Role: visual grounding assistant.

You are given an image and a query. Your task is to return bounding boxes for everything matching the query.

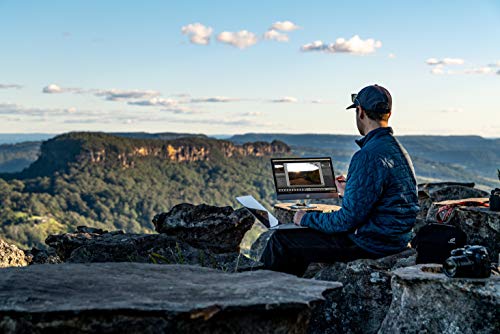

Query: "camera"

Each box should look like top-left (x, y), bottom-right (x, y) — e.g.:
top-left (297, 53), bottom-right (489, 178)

top-left (443, 245), bottom-right (491, 278)
top-left (490, 188), bottom-right (500, 212)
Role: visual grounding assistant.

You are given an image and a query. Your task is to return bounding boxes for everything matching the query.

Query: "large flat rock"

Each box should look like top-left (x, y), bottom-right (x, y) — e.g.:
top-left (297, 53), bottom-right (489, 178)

top-left (0, 263), bottom-right (341, 333)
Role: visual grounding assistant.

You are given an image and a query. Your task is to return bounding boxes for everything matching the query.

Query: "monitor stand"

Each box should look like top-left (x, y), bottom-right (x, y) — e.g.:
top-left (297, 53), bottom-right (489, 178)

top-left (290, 200), bottom-right (317, 209)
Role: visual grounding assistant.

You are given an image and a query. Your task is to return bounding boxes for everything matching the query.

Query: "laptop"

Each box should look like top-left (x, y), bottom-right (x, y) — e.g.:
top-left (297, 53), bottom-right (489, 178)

top-left (236, 195), bottom-right (307, 230)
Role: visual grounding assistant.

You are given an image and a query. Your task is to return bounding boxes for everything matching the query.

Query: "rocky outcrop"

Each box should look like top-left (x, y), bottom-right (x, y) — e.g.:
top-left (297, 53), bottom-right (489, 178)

top-left (380, 264), bottom-right (499, 334)
top-left (16, 132), bottom-right (291, 177)
top-left (0, 239), bottom-right (27, 268)
top-left (45, 226), bottom-right (261, 272)
top-left (417, 182), bottom-right (488, 222)
top-left (0, 263), bottom-right (342, 334)
top-left (25, 247), bottom-right (62, 265)
top-left (153, 204), bottom-right (255, 253)
top-left (307, 249), bottom-right (416, 334)
top-left (450, 206), bottom-right (499, 259)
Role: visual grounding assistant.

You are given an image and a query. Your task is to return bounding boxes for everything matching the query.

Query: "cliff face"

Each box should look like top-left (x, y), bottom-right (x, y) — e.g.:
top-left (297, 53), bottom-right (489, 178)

top-left (82, 139), bottom-right (289, 167)
top-left (16, 132), bottom-right (291, 176)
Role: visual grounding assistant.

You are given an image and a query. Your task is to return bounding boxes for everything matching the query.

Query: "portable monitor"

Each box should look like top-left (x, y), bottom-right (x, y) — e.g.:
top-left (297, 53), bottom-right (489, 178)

top-left (271, 157), bottom-right (339, 208)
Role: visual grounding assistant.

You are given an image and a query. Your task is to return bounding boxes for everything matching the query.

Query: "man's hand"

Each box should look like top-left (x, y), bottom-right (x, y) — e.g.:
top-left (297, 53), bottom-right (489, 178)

top-left (335, 175), bottom-right (347, 197)
top-left (293, 210), bottom-right (307, 226)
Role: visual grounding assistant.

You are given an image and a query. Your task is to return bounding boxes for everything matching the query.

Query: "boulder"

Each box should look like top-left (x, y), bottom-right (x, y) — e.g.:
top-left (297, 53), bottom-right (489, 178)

top-left (379, 264), bottom-right (500, 333)
top-left (25, 247), bottom-right (62, 265)
top-left (450, 206), bottom-right (500, 259)
top-left (0, 263), bottom-right (342, 334)
top-left (307, 249), bottom-right (417, 334)
top-left (45, 227), bottom-right (262, 272)
top-left (153, 203), bottom-right (255, 253)
top-left (425, 197), bottom-right (489, 223)
top-left (0, 238), bottom-right (27, 268)
top-left (417, 182), bottom-right (488, 224)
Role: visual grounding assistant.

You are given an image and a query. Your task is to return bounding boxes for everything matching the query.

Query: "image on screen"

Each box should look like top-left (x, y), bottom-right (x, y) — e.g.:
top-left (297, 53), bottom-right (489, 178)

top-left (285, 162), bottom-right (324, 187)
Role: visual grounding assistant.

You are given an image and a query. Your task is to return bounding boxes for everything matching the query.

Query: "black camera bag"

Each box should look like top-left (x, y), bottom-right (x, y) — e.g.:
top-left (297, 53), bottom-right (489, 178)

top-left (412, 223), bottom-right (467, 264)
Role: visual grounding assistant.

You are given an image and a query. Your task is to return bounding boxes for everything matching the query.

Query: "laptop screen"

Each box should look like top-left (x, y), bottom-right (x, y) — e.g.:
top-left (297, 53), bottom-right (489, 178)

top-left (271, 157), bottom-right (338, 200)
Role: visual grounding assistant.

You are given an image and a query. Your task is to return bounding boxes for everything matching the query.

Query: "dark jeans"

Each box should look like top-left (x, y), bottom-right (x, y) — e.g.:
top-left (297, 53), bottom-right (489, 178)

top-left (260, 229), bottom-right (380, 276)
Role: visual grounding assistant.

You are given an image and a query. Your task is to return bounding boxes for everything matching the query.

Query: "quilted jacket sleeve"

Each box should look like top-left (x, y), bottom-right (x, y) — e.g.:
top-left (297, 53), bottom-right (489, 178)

top-left (300, 150), bottom-right (387, 233)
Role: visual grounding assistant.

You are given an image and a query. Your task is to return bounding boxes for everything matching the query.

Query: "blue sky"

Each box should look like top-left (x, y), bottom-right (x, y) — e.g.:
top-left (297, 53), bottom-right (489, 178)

top-left (0, 0), bottom-right (499, 136)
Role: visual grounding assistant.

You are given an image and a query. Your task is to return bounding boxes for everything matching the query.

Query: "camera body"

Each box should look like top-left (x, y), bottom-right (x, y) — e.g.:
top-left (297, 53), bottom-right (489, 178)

top-left (443, 245), bottom-right (491, 278)
top-left (490, 188), bottom-right (500, 212)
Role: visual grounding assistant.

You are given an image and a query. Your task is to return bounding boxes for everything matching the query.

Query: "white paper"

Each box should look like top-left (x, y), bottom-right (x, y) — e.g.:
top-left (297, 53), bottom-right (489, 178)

top-left (236, 195), bottom-right (279, 227)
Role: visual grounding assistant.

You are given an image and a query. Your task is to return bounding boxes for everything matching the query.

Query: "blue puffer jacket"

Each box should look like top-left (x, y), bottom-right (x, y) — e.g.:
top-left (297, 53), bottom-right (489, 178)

top-left (300, 127), bottom-right (420, 255)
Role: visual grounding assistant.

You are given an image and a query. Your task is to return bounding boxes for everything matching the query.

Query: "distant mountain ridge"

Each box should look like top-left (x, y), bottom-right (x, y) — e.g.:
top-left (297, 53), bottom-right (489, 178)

top-left (5, 132), bottom-right (290, 179)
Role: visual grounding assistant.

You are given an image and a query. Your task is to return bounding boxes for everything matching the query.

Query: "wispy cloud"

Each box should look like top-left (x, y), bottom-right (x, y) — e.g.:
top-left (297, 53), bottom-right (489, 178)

top-left (0, 84), bottom-right (23, 89)
top-left (301, 35), bottom-right (382, 55)
top-left (190, 96), bottom-right (240, 103)
top-left (426, 58), bottom-right (465, 66)
top-left (427, 58), bottom-right (500, 75)
top-left (181, 23), bottom-right (213, 45)
top-left (42, 84), bottom-right (85, 94)
top-left (464, 67), bottom-right (495, 75)
top-left (270, 21), bottom-right (300, 32)
top-left (128, 97), bottom-right (178, 107)
top-left (216, 30), bottom-right (258, 49)
top-left (271, 96), bottom-right (298, 103)
top-left (95, 89), bottom-right (160, 101)
top-left (0, 102), bottom-right (95, 117)
top-left (161, 106), bottom-right (203, 115)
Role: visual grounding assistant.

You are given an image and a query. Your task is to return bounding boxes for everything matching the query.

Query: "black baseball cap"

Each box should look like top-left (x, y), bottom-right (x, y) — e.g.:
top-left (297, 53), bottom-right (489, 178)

top-left (346, 84), bottom-right (392, 112)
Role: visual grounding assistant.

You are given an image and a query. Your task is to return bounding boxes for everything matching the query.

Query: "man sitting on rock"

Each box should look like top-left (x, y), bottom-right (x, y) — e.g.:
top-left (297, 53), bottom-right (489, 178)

top-left (261, 84), bottom-right (420, 276)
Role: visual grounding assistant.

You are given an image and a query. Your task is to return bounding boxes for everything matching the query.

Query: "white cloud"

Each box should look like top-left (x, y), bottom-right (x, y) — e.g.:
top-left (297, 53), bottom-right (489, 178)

top-left (426, 58), bottom-right (465, 66)
top-left (430, 65), bottom-right (445, 75)
top-left (161, 106), bottom-right (203, 114)
top-left (181, 23), bottom-right (213, 45)
top-left (216, 30), bottom-right (258, 49)
top-left (42, 84), bottom-right (64, 93)
top-left (301, 35), bottom-right (382, 55)
top-left (0, 102), bottom-right (98, 117)
top-left (388, 53), bottom-right (396, 59)
top-left (190, 96), bottom-right (239, 103)
top-left (128, 97), bottom-right (178, 107)
top-left (271, 96), bottom-right (298, 103)
top-left (263, 29), bottom-right (289, 42)
top-left (94, 89), bottom-right (160, 101)
top-left (0, 84), bottom-right (22, 89)
top-left (270, 21), bottom-right (300, 32)
top-left (464, 66), bottom-right (495, 74)
top-left (42, 83), bottom-right (85, 94)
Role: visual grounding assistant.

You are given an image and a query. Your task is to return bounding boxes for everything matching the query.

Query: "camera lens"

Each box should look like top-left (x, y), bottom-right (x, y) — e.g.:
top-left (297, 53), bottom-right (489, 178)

top-left (443, 258), bottom-right (457, 277)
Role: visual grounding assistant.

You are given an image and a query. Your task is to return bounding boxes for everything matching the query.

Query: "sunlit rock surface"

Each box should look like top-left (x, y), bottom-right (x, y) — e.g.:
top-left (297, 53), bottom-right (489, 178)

top-left (0, 263), bottom-right (341, 334)
top-left (0, 239), bottom-right (27, 268)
